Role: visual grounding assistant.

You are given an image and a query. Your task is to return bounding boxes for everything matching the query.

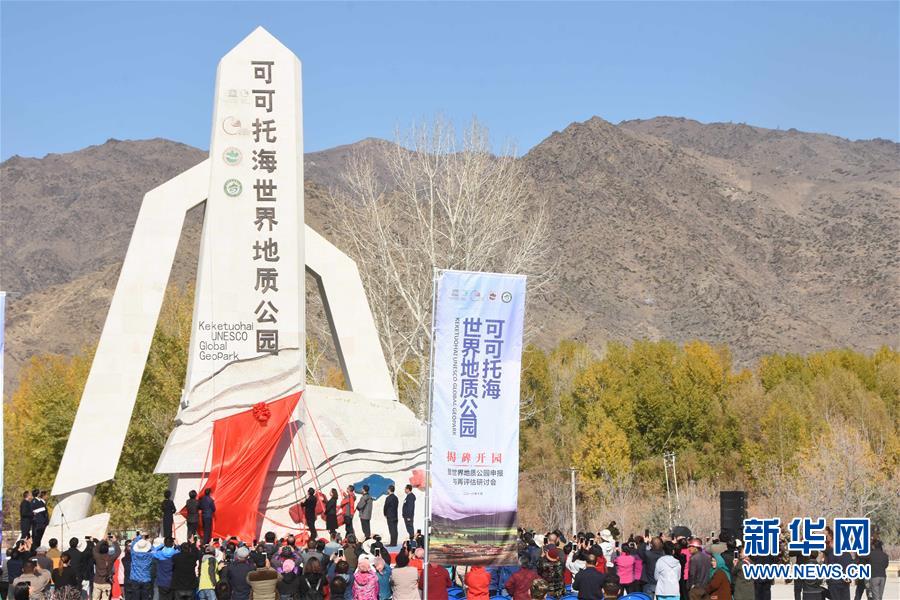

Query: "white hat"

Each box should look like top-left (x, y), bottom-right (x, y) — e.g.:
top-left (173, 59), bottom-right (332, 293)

top-left (600, 529), bottom-right (614, 542)
top-left (133, 539), bottom-right (152, 553)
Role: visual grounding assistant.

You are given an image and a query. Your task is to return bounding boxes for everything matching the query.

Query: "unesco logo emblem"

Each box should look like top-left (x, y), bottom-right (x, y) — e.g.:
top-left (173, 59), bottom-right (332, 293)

top-left (501, 291), bottom-right (512, 303)
top-left (222, 147), bottom-right (242, 166)
top-left (223, 179), bottom-right (243, 197)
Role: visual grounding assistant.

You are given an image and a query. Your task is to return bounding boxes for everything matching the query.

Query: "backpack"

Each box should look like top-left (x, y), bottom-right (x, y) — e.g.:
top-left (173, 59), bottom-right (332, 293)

top-left (301, 576), bottom-right (325, 600)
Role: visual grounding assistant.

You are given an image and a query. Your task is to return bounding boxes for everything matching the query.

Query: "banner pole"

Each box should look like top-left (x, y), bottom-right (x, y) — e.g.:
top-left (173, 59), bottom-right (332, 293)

top-left (423, 267), bottom-right (440, 600)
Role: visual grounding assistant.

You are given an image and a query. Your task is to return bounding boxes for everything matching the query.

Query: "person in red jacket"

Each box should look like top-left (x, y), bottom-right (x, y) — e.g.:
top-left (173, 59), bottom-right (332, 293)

top-left (340, 485), bottom-right (357, 536)
top-left (595, 553), bottom-right (607, 574)
top-left (465, 565), bottom-right (492, 600)
top-left (505, 557), bottom-right (540, 600)
top-left (419, 563), bottom-right (452, 600)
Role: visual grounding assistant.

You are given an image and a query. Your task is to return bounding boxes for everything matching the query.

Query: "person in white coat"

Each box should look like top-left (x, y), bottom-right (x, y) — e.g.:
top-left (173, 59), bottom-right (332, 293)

top-left (655, 541), bottom-right (684, 600)
top-left (598, 530), bottom-right (616, 568)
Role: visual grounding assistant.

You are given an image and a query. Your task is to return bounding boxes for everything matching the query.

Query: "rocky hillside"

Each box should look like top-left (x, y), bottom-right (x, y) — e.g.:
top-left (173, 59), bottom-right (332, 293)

top-left (523, 117), bottom-right (898, 359)
top-left (2, 117), bottom-right (897, 393)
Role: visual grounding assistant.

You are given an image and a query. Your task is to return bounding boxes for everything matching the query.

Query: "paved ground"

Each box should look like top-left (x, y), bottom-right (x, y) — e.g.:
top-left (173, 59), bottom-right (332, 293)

top-left (769, 579), bottom-right (898, 600)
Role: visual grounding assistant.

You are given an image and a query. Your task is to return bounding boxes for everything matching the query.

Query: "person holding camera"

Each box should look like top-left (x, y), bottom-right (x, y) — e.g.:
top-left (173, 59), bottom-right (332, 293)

top-left (92, 535), bottom-right (121, 600)
top-left (12, 558), bottom-right (51, 600)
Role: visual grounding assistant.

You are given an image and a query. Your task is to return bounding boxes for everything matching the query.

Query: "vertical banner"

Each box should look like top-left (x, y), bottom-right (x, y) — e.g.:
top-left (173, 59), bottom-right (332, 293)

top-left (429, 270), bottom-right (526, 565)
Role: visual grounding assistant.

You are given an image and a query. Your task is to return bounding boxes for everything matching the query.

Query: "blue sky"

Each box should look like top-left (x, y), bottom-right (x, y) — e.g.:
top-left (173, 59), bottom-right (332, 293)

top-left (1, 1), bottom-right (898, 160)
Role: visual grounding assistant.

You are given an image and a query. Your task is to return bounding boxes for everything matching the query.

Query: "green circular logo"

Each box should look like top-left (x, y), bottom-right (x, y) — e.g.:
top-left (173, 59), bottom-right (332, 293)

top-left (223, 147), bottom-right (242, 166)
top-left (501, 291), bottom-right (513, 303)
top-left (224, 179), bottom-right (243, 197)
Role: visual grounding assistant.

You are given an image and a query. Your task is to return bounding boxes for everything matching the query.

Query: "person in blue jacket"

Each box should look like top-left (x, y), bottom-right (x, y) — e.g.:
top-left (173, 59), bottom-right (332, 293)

top-left (128, 535), bottom-right (156, 600)
top-left (151, 538), bottom-right (181, 600)
top-left (198, 490), bottom-right (217, 544)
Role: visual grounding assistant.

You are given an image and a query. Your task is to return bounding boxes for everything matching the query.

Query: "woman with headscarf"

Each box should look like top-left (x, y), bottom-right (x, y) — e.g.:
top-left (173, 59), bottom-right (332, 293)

top-left (351, 557), bottom-right (379, 600)
top-left (277, 559), bottom-right (301, 600)
top-left (706, 554), bottom-right (732, 600)
top-left (372, 557), bottom-right (391, 600)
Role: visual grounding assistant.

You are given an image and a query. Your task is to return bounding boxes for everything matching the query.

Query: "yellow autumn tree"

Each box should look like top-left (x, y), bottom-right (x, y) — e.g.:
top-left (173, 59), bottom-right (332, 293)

top-left (573, 404), bottom-right (632, 492)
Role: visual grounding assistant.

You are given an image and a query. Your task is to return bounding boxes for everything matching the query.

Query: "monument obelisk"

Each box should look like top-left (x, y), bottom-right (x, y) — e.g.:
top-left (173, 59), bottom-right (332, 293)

top-left (48, 27), bottom-right (426, 541)
top-left (153, 27), bottom-right (308, 530)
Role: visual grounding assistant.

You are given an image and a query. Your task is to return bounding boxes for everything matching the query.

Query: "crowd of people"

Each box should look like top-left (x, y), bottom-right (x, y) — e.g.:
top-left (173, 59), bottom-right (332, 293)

top-left (2, 496), bottom-right (892, 600)
top-left (503, 525), bottom-right (890, 600)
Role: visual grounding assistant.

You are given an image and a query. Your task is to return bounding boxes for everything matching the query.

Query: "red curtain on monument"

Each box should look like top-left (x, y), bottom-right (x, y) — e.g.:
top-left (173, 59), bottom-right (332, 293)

top-left (197, 391), bottom-right (302, 542)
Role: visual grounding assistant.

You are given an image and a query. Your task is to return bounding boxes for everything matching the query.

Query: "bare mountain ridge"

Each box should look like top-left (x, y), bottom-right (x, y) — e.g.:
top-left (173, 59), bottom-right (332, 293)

top-left (2, 116), bottom-right (898, 393)
top-left (524, 117), bottom-right (897, 356)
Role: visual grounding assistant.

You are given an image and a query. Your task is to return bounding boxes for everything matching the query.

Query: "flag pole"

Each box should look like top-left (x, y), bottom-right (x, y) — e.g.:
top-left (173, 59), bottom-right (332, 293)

top-left (423, 267), bottom-right (440, 600)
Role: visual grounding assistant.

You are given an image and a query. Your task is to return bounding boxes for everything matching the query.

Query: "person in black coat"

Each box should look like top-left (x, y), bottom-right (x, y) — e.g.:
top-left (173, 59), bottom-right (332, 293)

top-left (18, 491), bottom-right (33, 540)
top-left (301, 488), bottom-right (318, 540)
top-left (185, 491), bottom-right (200, 541)
top-left (572, 553), bottom-right (606, 600)
top-left (62, 538), bottom-right (85, 590)
top-left (171, 543), bottom-right (199, 600)
top-left (383, 485), bottom-right (399, 546)
top-left (198, 489), bottom-right (216, 544)
top-left (30, 490), bottom-right (50, 547)
top-left (325, 489), bottom-right (339, 536)
top-left (402, 485), bottom-right (416, 539)
top-left (161, 490), bottom-right (177, 539)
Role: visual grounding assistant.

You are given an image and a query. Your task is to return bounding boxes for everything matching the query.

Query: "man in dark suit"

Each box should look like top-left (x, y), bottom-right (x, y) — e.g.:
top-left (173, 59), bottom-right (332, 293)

top-left (198, 488), bottom-right (216, 543)
top-left (161, 490), bottom-right (177, 538)
top-left (402, 484), bottom-right (416, 539)
top-left (19, 490), bottom-right (34, 540)
top-left (31, 490), bottom-right (50, 546)
top-left (383, 485), bottom-right (399, 546)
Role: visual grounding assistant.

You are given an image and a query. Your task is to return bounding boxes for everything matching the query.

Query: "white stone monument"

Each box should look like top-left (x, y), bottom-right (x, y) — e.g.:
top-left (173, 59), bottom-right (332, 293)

top-left (47, 27), bottom-right (425, 542)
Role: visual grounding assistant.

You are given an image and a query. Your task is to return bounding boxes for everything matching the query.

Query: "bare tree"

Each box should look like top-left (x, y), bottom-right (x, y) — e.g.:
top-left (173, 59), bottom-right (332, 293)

top-left (328, 117), bottom-right (554, 413)
top-left (519, 470), bottom-right (571, 531)
top-left (755, 417), bottom-right (900, 528)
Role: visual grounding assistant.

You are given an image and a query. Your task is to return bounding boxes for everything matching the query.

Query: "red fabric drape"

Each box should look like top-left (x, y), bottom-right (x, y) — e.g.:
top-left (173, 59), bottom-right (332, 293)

top-left (196, 391), bottom-right (302, 542)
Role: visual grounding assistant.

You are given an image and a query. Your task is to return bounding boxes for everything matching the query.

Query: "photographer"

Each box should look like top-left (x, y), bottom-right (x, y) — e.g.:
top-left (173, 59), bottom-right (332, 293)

top-left (92, 535), bottom-right (121, 600)
top-left (12, 558), bottom-right (51, 599)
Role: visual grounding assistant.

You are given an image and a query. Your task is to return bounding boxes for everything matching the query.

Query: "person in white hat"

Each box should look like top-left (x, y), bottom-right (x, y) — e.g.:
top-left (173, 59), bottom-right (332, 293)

top-left (598, 530), bottom-right (615, 566)
top-left (128, 536), bottom-right (154, 600)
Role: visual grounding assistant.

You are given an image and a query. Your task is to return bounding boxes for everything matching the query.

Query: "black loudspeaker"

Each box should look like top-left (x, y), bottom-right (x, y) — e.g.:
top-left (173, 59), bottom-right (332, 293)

top-left (720, 490), bottom-right (747, 540)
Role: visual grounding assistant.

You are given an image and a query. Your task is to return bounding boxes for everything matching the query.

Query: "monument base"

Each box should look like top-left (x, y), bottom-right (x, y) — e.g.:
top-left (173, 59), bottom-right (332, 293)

top-left (40, 513), bottom-right (111, 546)
top-left (158, 385), bottom-right (427, 541)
